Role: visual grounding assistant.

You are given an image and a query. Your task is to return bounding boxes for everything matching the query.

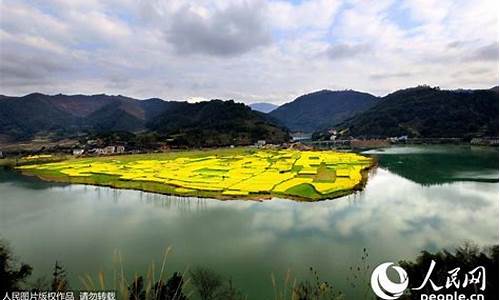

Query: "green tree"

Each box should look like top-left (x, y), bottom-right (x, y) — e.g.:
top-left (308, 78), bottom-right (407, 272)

top-left (0, 240), bottom-right (32, 293)
top-left (51, 261), bottom-right (69, 291)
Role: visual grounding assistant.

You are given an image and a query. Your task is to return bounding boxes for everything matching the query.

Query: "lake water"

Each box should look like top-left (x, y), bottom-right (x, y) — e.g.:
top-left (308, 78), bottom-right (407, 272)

top-left (0, 145), bottom-right (498, 299)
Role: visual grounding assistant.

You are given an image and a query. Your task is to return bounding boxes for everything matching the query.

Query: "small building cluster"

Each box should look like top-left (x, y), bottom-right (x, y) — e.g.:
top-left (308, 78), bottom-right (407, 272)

top-left (72, 145), bottom-right (125, 156)
top-left (388, 135), bottom-right (408, 143)
top-left (290, 132), bottom-right (312, 142)
top-left (328, 129), bottom-right (338, 141)
top-left (470, 138), bottom-right (499, 146)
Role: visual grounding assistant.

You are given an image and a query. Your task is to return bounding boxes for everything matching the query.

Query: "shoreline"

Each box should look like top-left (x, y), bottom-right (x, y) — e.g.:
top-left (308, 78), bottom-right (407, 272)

top-left (14, 149), bottom-right (376, 202)
top-left (16, 164), bottom-right (375, 202)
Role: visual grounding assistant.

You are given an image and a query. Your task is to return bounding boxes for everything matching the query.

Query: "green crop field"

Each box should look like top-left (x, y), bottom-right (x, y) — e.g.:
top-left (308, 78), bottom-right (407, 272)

top-left (17, 148), bottom-right (374, 201)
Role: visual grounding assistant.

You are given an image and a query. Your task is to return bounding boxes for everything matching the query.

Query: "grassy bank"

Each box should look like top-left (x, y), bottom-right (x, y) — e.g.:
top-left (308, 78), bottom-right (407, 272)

top-left (16, 148), bottom-right (374, 201)
top-left (0, 154), bottom-right (70, 168)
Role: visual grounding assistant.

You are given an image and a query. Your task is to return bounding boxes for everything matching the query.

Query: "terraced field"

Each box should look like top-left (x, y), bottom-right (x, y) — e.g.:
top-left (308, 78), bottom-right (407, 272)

top-left (17, 148), bottom-right (374, 201)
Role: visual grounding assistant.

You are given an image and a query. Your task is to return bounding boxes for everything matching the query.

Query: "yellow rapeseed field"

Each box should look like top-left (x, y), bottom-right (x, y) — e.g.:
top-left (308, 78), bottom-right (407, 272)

top-left (17, 149), bottom-right (373, 200)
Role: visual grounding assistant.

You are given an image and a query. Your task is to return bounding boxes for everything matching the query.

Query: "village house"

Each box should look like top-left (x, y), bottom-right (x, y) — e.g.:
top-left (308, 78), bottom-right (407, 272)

top-left (90, 148), bottom-right (105, 155)
top-left (291, 132), bottom-right (312, 142)
top-left (256, 140), bottom-right (266, 147)
top-left (89, 145), bottom-right (124, 155)
top-left (328, 129), bottom-right (338, 141)
top-left (72, 149), bottom-right (84, 156)
top-left (389, 135), bottom-right (409, 143)
top-left (103, 146), bottom-right (116, 154)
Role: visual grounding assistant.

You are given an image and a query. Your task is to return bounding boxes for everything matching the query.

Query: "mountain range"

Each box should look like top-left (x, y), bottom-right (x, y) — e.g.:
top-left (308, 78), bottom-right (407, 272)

top-left (0, 85), bottom-right (498, 146)
top-left (0, 93), bottom-right (174, 139)
top-left (0, 93), bottom-right (288, 147)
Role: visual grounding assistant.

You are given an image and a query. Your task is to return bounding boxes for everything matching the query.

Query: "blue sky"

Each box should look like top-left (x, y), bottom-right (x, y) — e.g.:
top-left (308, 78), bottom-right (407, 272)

top-left (0, 0), bottom-right (498, 104)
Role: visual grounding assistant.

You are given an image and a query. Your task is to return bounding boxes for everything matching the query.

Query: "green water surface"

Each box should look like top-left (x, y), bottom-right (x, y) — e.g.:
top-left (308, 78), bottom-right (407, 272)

top-left (0, 145), bottom-right (498, 299)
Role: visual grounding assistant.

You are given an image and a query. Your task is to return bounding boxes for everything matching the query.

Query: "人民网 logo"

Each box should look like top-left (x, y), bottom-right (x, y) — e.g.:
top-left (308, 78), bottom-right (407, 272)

top-left (370, 262), bottom-right (409, 300)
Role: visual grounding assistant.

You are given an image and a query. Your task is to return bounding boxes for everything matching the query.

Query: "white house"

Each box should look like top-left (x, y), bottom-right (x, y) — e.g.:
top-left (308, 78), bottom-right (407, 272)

top-left (103, 146), bottom-right (116, 154)
top-left (72, 149), bottom-right (84, 156)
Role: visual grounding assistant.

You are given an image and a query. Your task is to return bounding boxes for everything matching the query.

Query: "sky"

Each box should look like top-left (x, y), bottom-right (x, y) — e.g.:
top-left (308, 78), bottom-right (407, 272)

top-left (0, 0), bottom-right (498, 104)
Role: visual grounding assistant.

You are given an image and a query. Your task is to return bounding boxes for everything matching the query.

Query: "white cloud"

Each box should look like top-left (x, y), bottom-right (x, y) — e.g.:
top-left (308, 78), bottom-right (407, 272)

top-left (0, 0), bottom-right (497, 102)
top-left (165, 1), bottom-right (271, 56)
top-left (269, 0), bottom-right (342, 30)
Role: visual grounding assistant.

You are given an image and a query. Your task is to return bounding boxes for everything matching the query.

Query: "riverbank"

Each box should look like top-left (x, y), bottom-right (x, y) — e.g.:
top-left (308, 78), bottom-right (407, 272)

top-left (15, 148), bottom-right (374, 201)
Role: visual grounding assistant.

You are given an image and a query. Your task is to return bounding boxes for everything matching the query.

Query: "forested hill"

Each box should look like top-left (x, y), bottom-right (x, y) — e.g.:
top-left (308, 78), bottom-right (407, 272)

top-left (269, 90), bottom-right (378, 132)
top-left (147, 100), bottom-right (289, 147)
top-left (332, 86), bottom-right (499, 139)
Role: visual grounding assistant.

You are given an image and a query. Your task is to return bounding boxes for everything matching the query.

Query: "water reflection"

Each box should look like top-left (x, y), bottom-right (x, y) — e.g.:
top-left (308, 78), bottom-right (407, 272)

top-left (0, 167), bottom-right (69, 190)
top-left (364, 145), bottom-right (498, 185)
top-left (0, 146), bottom-right (498, 298)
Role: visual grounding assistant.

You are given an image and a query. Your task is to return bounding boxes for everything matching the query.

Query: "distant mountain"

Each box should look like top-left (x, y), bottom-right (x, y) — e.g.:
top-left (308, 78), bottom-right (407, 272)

top-left (0, 93), bottom-right (288, 147)
top-left (249, 102), bottom-right (278, 113)
top-left (0, 93), bottom-right (85, 139)
top-left (331, 86), bottom-right (499, 139)
top-left (269, 90), bottom-right (378, 132)
top-left (3, 86), bottom-right (496, 146)
top-left (147, 100), bottom-right (289, 147)
top-left (0, 93), bottom-right (175, 139)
